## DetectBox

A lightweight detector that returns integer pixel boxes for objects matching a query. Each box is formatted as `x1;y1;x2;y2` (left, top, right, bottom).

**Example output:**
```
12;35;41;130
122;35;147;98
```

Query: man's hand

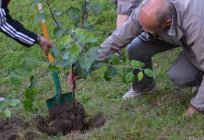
185;105;199;117
67;71;80;90
38;36;53;55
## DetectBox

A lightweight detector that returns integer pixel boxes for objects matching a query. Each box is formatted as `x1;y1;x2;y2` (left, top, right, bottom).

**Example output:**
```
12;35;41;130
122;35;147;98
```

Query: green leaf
25;88;36;101
68;44;81;57
4;109;11;118
83;20;94;30
104;70;111;81
30;75;34;81
50;47;59;57
74;28;86;43
62;44;81;64
130;60;145;68
144;69;154;77
60;35;74;46
83;32;98;44
9;99;21;107
90;3;105;16
86;46;99;61
61;59;69;68
48;64;60;71
125;72;135;83
23;99;33;110
0;103;6;110
34;13;46;23
62;52;70;60
54;27;64;38
74;28;99;45
121;73;128;83
74;63;88;79
66;6;81;25
79;56;93;72
74;28;86;35
104;66;118;81
64;42;75;49
111;55;120;65
138;71;144;81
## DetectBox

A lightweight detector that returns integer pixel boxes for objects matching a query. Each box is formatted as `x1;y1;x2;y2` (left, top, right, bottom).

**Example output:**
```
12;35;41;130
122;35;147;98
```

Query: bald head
138;0;174;33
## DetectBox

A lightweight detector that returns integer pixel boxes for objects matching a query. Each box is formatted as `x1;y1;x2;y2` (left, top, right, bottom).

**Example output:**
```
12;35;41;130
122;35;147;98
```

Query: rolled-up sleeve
116;0;143;16
98;8;143;60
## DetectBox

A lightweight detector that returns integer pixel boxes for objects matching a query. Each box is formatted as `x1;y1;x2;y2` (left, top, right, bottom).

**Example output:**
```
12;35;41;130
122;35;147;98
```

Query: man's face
138;13;171;34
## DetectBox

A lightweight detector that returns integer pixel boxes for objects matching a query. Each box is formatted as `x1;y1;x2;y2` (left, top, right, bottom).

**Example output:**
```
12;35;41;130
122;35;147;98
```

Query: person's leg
167;52;203;117
123;33;179;99
168;51;203;87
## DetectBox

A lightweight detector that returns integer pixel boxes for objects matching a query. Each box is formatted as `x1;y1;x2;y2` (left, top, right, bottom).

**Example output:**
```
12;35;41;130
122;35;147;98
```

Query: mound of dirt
36;102;106;136
0;104;106;138
36;102;85;135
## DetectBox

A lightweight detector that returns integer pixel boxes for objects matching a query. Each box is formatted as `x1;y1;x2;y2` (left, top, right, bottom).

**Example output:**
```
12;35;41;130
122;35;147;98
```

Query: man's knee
168;70;185;86
126;38;143;60
168;69;198;86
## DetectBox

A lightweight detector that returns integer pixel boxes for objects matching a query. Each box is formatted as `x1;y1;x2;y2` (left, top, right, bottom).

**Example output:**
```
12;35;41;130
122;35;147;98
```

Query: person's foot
122;87;142;100
185;106;199;117
122;79;156;100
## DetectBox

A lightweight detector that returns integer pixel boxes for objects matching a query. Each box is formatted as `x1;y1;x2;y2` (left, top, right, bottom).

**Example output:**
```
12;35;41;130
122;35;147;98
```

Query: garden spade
37;3;72;110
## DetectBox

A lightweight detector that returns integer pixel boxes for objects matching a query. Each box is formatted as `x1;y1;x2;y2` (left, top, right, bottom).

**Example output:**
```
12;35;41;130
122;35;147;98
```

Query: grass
1;0;204;140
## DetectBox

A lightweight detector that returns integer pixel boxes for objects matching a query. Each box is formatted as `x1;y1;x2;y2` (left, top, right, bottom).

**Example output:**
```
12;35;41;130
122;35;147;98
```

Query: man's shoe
122;80;156;100
122;87;142;100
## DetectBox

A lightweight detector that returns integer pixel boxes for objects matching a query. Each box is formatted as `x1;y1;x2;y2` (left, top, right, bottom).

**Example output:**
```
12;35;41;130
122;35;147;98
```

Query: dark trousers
126;33;203;91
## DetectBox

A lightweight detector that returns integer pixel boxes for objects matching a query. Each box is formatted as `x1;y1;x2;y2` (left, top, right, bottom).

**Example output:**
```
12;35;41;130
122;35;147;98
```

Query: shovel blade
46;92;73;110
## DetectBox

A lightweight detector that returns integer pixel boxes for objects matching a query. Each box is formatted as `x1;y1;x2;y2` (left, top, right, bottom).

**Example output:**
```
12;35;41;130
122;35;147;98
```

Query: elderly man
0;0;52;54
99;0;204;116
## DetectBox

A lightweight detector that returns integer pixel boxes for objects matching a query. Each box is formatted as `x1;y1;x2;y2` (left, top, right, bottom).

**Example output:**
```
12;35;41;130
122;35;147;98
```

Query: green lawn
0;0;204;140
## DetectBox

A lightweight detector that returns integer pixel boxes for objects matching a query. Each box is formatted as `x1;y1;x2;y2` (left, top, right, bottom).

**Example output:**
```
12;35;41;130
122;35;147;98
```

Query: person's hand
185;105;199;117
38;36;53;55
67;71;80;90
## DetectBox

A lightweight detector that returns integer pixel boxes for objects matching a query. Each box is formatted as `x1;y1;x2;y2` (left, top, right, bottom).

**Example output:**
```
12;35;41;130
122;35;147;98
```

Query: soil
84;112;106;129
0;117;28;140
36;102;84;135
0;103;106;138
24;131;39;140
36;102;106;136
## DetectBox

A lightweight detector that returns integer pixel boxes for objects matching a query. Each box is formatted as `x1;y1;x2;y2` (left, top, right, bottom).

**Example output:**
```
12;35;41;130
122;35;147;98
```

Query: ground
0;0;204;139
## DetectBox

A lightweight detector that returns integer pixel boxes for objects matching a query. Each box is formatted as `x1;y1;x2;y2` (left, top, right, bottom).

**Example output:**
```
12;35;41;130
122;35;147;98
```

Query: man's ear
165;19;172;27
